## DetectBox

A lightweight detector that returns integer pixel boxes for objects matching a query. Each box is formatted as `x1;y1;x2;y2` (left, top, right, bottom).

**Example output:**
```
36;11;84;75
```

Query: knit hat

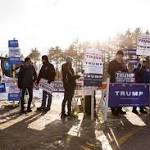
66;56;73;63
116;50;124;56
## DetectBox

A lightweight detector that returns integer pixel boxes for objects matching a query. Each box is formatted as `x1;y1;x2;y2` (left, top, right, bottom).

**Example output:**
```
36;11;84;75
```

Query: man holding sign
108;50;127;116
36;55;56;112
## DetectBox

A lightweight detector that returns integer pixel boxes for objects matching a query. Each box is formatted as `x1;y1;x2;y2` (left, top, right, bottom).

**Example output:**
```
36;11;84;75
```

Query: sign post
8;38;21;106
83;48;103;120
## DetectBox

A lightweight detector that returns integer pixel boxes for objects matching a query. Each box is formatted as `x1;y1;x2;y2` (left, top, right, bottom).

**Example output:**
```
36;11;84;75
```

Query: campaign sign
8;57;20;65
108;83;149;107
115;72;135;83
83;48;103;86
8;40;19;47
8;93;21;101
8;39;20;65
53;81;64;92
136;34;150;56
0;83;6;93
84;73;102;86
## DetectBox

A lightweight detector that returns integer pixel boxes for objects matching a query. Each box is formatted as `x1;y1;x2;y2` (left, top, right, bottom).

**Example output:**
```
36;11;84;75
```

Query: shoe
37;107;44;111
119;109;126;115
112;111;118;116
132;109;139;115
140;109;147;114
43;108;50;112
20;110;26;114
26;109;32;112
68;113;78;118
60;113;68;119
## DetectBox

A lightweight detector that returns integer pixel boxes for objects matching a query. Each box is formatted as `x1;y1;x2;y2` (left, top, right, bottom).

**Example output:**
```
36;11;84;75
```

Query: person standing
36;55;56;112
132;61;149;114
107;50;127;116
18;57;37;113
61;56;80;119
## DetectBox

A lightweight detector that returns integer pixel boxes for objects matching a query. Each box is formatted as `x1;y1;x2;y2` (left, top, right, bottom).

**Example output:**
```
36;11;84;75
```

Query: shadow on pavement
0;111;104;150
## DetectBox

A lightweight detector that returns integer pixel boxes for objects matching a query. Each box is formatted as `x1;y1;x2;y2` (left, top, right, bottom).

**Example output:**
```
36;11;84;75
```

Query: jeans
21;87;33;110
61;87;75;115
41;90;52;109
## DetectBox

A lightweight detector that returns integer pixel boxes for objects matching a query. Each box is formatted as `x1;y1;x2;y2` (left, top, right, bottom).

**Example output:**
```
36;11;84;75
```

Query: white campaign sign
84;48;103;74
39;79;54;94
9;47;20;57
136;34;150;56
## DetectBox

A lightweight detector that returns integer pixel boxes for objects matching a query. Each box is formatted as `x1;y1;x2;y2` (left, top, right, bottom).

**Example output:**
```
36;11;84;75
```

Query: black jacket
108;59;127;83
37;62;56;84
18;64;37;89
62;63;79;89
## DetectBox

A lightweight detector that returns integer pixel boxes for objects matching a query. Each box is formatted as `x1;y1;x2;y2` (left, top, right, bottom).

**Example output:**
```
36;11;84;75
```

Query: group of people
108;50;150;116
17;55;80;119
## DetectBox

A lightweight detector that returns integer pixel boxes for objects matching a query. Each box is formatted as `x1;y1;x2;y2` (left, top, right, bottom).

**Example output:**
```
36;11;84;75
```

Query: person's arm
36;66;43;84
17;65;23;89
33;66;37;82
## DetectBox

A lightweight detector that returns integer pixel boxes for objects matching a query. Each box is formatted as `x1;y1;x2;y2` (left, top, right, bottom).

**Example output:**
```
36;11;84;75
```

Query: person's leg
61;89;68;118
27;87;33;111
118;107;126;114
37;90;47;111
45;92;52;111
20;88;26;112
111;107;119;116
67;88;75;116
132;106;139;114
42;91;47;108
140;106;147;114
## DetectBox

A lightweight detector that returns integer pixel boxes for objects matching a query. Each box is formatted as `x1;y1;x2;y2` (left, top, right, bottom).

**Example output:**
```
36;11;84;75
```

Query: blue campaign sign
108;83;150;107
8;57;21;65
0;83;6;93
84;73;102;86
8;93;21;101
8;40;19;48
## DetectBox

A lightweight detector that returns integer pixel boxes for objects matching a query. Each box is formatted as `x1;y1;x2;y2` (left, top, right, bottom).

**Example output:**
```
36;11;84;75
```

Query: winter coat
37;62;56;84
18;64;37;89
62;63;79;89
108;59;127;83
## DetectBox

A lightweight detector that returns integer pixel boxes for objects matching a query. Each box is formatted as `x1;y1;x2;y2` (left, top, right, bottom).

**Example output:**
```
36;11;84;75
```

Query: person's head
142;60;149;69
66;56;73;64
116;50;124;62
24;57;31;65
42;55;49;64
127;62;134;72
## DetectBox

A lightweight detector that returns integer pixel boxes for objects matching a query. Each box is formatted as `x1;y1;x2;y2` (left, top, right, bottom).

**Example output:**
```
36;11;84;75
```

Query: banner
8;39;20;65
136;34;150;56
0;83;6;93
8;93;21;101
108;83;150;107
83;48;103;86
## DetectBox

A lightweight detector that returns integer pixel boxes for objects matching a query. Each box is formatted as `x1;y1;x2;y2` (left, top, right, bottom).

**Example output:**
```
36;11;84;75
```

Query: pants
41;90;52;109
61;87;75;115
21;87;33;110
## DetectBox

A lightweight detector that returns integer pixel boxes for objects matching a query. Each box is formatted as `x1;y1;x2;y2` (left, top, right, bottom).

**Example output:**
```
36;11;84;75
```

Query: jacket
62;63;79;89
18;64;37;89
108;59;127;83
37;62;56;84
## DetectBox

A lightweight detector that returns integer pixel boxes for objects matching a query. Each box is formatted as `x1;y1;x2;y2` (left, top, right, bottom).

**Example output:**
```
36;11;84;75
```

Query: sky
0;0;150;57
